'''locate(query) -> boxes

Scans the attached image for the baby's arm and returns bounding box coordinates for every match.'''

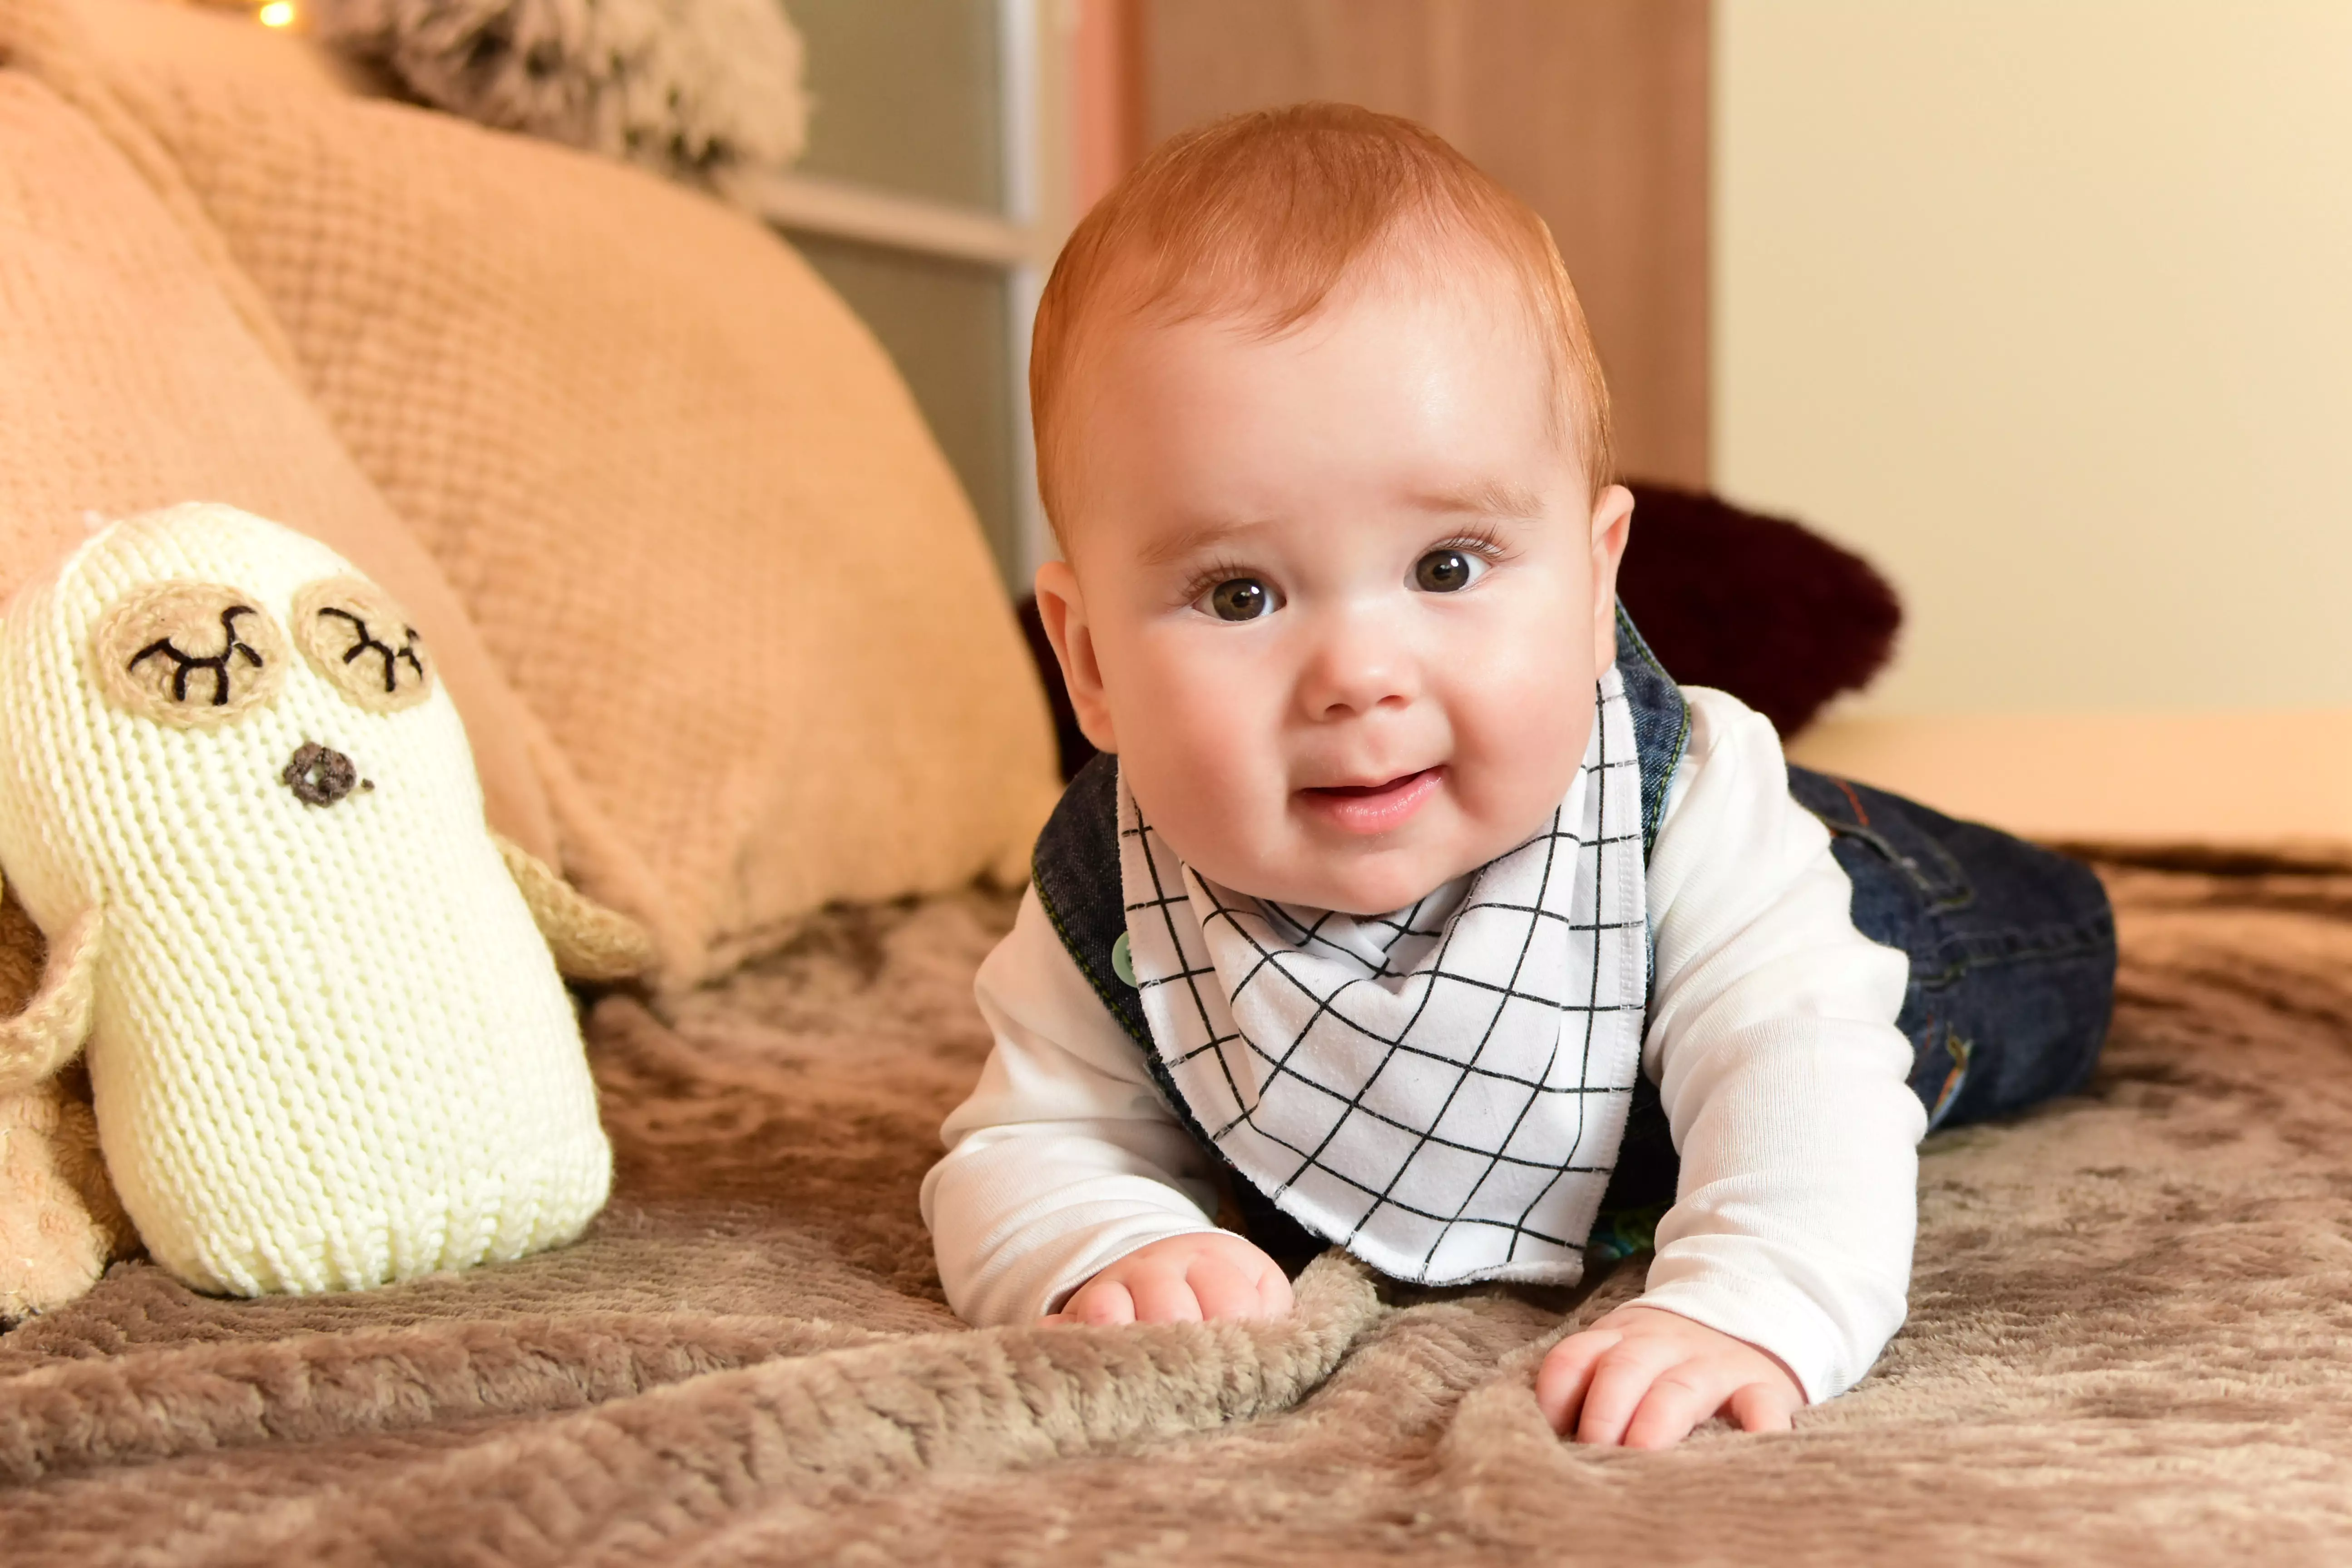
[921,886,1288,1325]
[1542,687,1925,1445]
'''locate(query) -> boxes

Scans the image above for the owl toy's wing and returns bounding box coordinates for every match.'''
[0,891,124,1321]
[0,897,100,1097]
[0,1070,137,1321]
[494,835,657,984]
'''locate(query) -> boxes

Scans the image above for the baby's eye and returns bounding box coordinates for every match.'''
[1413,548,1488,593]
[1199,577,1281,622]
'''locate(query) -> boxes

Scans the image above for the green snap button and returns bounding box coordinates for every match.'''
[1111,930,1137,987]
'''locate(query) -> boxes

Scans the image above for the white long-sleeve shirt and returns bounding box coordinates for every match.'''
[920,687,1927,1401]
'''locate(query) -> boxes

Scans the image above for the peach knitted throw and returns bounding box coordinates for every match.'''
[0,0,1062,989]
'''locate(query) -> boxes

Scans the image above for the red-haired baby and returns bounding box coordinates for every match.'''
[923,105,2115,1448]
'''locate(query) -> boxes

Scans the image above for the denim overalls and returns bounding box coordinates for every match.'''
[1031,606,2118,1269]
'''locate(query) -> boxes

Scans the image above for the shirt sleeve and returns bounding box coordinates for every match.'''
[1632,685,1927,1403]
[919,884,1227,1325]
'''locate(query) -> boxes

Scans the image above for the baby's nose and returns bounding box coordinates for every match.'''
[1299,623,1419,720]
[281,742,373,807]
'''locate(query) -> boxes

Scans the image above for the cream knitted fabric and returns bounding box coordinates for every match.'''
[0,503,611,1296]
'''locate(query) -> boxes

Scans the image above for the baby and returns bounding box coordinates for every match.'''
[923,104,2115,1449]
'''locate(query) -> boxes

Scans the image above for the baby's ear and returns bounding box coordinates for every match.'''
[1590,485,1637,670]
[1032,562,1119,755]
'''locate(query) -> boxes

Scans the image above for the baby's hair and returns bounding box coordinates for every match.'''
[1029,102,1615,547]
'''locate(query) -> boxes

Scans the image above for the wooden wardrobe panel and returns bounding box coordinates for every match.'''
[1140,0,1710,488]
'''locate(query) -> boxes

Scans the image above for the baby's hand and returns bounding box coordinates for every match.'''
[1535,1303,1803,1448]
[1044,1231,1294,1326]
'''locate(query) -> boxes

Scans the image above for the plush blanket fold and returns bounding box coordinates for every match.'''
[6,867,2352,1565]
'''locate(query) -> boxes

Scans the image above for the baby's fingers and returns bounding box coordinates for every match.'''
[1621,1371,1800,1448]
[1183,1254,1261,1320]
[1254,1260,1296,1318]
[1058,1277,1138,1326]
[1726,1380,1799,1434]
[1124,1265,1206,1322]
[1620,1367,1729,1450]
[1574,1345,1689,1447]
[1534,1330,1618,1434]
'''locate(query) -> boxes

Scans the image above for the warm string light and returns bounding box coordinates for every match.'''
[256,0,295,26]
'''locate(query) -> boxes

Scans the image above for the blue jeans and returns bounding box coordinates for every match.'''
[1786,768,2116,1130]
[1588,769,2116,1254]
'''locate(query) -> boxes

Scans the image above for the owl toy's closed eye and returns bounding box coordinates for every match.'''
[0,503,650,1312]
[292,575,434,711]
[92,581,288,721]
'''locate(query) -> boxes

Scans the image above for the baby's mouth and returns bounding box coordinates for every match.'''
[1297,766,1443,835]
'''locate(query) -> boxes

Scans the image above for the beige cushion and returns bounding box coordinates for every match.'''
[0,59,557,865]
[9,0,1061,984]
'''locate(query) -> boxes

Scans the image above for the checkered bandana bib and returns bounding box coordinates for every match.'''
[1118,668,1648,1286]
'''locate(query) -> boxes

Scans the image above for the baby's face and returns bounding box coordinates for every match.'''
[1038,271,1632,915]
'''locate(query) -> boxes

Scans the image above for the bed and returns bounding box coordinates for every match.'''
[7,859,2352,1563]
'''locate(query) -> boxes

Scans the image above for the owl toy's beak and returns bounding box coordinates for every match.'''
[282,742,373,808]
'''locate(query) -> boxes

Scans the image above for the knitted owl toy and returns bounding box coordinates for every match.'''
[0,503,649,1312]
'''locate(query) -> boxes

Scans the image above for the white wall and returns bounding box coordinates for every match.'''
[1715,1,2352,717]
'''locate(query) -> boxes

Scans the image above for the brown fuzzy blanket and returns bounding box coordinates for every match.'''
[7,863,2352,1565]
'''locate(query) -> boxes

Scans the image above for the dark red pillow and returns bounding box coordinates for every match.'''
[1614,483,1901,740]
[1018,484,1901,781]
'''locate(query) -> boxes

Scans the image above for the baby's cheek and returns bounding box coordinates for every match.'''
[1440,652,1594,821]
[1115,660,1289,869]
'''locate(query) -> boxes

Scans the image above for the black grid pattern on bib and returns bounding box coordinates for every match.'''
[1122,679,1643,1275]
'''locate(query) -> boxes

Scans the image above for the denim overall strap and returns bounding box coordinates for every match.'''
[1613,602,1692,861]
[1591,605,1689,1231]
[1029,602,1690,1268]
[1030,749,1152,1063]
